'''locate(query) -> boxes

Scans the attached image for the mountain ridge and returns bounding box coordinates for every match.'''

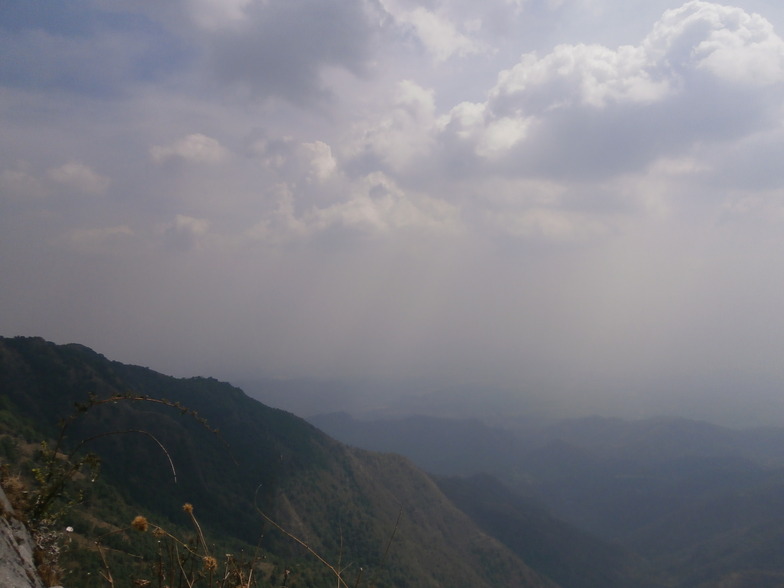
[0,336,556,588]
[309,407,784,586]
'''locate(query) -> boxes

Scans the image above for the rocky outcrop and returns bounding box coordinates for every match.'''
[0,485,45,588]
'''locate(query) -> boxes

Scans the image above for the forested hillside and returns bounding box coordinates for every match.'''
[0,336,554,588]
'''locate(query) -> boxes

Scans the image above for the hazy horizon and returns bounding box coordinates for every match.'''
[4,1,784,425]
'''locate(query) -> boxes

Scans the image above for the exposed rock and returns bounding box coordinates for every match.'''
[0,485,45,588]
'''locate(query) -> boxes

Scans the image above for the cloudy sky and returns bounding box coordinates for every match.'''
[4,0,784,419]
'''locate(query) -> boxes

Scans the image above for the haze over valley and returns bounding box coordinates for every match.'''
[5,0,784,426]
[6,336,784,587]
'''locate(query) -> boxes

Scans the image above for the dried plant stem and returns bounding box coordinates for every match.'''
[367,506,403,588]
[253,485,350,588]
[72,429,178,483]
[96,542,115,587]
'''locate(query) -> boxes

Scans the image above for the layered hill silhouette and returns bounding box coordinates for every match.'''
[7,335,784,587]
[0,336,556,588]
[311,411,784,587]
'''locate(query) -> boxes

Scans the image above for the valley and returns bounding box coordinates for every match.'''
[3,335,784,587]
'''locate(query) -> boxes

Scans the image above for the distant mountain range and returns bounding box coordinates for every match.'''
[5,335,784,587]
[310,411,784,586]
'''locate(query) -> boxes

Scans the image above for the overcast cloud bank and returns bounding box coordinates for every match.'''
[3,0,784,421]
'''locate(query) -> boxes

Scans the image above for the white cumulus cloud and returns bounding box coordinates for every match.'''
[394,6,487,62]
[47,162,110,195]
[150,134,228,165]
[645,0,784,86]
[188,0,252,30]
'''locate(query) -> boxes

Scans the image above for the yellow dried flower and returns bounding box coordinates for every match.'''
[182,503,193,514]
[203,556,218,571]
[152,526,166,538]
[131,516,148,532]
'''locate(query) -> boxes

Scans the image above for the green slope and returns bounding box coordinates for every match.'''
[0,336,556,588]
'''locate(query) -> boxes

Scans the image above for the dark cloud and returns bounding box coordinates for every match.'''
[206,0,389,104]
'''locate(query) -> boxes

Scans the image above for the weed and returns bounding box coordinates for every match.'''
[96,504,262,588]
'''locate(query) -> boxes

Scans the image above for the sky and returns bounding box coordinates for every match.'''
[4,0,784,421]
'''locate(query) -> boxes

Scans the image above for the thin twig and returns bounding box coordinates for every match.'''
[184,505,210,555]
[253,485,350,588]
[71,429,178,483]
[368,506,403,587]
[96,542,115,587]
[352,566,364,588]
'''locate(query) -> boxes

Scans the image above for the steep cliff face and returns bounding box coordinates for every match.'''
[0,486,44,588]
